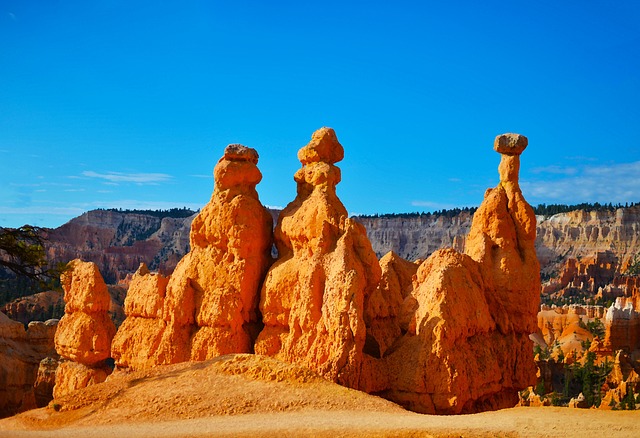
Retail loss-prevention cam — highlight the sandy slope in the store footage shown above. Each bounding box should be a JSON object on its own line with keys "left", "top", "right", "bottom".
{"left": 1, "top": 354, "right": 638, "bottom": 438}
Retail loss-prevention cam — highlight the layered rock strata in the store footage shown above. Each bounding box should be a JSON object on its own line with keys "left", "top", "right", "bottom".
{"left": 255, "top": 128, "right": 381, "bottom": 388}
{"left": 381, "top": 133, "right": 540, "bottom": 414}
{"left": 53, "top": 260, "right": 116, "bottom": 398}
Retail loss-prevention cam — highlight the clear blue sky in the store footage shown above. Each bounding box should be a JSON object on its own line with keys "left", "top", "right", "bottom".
{"left": 1, "top": 0, "right": 639, "bottom": 228}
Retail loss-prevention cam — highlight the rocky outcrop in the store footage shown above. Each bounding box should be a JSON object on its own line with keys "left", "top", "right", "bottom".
{"left": 110, "top": 264, "right": 169, "bottom": 369}
{"left": 0, "top": 313, "right": 58, "bottom": 418}
{"left": 536, "top": 206, "right": 640, "bottom": 277}
{"left": 113, "top": 144, "right": 273, "bottom": 368}
{"left": 256, "top": 128, "right": 381, "bottom": 389}
{"left": 33, "top": 357, "right": 59, "bottom": 408}
{"left": 45, "top": 210, "right": 196, "bottom": 283}
{"left": 381, "top": 133, "right": 539, "bottom": 414}
{"left": 2, "top": 290, "right": 64, "bottom": 326}
{"left": 53, "top": 260, "right": 115, "bottom": 398}
{"left": 356, "top": 212, "right": 471, "bottom": 260}
{"left": 604, "top": 297, "right": 640, "bottom": 352}
{"left": 364, "top": 251, "right": 418, "bottom": 358}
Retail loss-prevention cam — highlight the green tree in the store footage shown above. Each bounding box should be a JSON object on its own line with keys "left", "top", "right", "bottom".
{"left": 0, "top": 226, "right": 64, "bottom": 305}
{"left": 626, "top": 253, "right": 640, "bottom": 276}
{"left": 0, "top": 226, "right": 49, "bottom": 278}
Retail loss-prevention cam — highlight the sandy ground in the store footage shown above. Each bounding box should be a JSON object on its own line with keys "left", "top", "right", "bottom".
{"left": 1, "top": 354, "right": 638, "bottom": 438}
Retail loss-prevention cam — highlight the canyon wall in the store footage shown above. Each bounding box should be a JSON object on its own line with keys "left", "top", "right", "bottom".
{"left": 36, "top": 205, "right": 640, "bottom": 288}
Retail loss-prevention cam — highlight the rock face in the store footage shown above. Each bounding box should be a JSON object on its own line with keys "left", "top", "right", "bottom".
{"left": 45, "top": 210, "right": 196, "bottom": 283}
{"left": 112, "top": 144, "right": 273, "bottom": 369}
{"left": 381, "top": 133, "right": 540, "bottom": 414}
{"left": 255, "top": 128, "right": 381, "bottom": 388}
{"left": 0, "top": 313, "right": 58, "bottom": 418}
{"left": 2, "top": 290, "right": 64, "bottom": 326}
{"left": 110, "top": 264, "right": 169, "bottom": 369}
{"left": 364, "top": 251, "right": 418, "bottom": 358}
{"left": 604, "top": 297, "right": 640, "bottom": 352}
{"left": 53, "top": 260, "right": 116, "bottom": 398}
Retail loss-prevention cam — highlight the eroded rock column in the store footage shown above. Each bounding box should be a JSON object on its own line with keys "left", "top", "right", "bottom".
{"left": 256, "top": 127, "right": 381, "bottom": 388}
{"left": 53, "top": 260, "right": 115, "bottom": 398}
{"left": 156, "top": 145, "right": 273, "bottom": 363}
{"left": 382, "top": 133, "right": 540, "bottom": 414}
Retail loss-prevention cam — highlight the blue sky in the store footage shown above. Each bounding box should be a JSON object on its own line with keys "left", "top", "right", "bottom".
{"left": 1, "top": 1, "right": 639, "bottom": 228}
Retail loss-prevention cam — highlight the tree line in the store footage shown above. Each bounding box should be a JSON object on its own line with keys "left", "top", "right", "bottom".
{"left": 97, "top": 207, "right": 197, "bottom": 219}
{"left": 361, "top": 201, "right": 640, "bottom": 220}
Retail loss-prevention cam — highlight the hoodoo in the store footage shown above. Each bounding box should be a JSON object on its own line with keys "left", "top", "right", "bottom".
{"left": 255, "top": 127, "right": 381, "bottom": 388}
{"left": 53, "top": 260, "right": 115, "bottom": 398}
{"left": 380, "top": 133, "right": 540, "bottom": 414}
{"left": 111, "top": 144, "right": 273, "bottom": 369}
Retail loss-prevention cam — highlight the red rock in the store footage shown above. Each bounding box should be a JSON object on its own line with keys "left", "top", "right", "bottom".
{"left": 0, "top": 313, "right": 58, "bottom": 418}
{"left": 256, "top": 128, "right": 381, "bottom": 388}
{"left": 379, "top": 133, "right": 539, "bottom": 414}
{"left": 113, "top": 144, "right": 273, "bottom": 367}
{"left": 364, "top": 251, "right": 417, "bottom": 358}
{"left": 465, "top": 133, "right": 540, "bottom": 335}
{"left": 53, "top": 361, "right": 111, "bottom": 399}
{"left": 111, "top": 264, "right": 170, "bottom": 369}
{"left": 53, "top": 260, "right": 115, "bottom": 398}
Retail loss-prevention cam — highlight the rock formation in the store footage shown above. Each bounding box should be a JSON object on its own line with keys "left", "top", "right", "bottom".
{"left": 0, "top": 313, "right": 58, "bottom": 418}
{"left": 53, "top": 260, "right": 116, "bottom": 398}
{"left": 255, "top": 127, "right": 381, "bottom": 388}
{"left": 112, "top": 144, "right": 273, "bottom": 368}
{"left": 2, "top": 290, "right": 64, "bottom": 326}
{"left": 364, "top": 251, "right": 418, "bottom": 358}
{"left": 604, "top": 297, "right": 640, "bottom": 352}
{"left": 110, "top": 263, "right": 169, "bottom": 369}
{"left": 45, "top": 209, "right": 196, "bottom": 283}
{"left": 381, "top": 133, "right": 540, "bottom": 414}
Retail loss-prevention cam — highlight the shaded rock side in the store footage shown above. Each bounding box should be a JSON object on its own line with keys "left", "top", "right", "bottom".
{"left": 115, "top": 144, "right": 274, "bottom": 368}
{"left": 381, "top": 134, "right": 539, "bottom": 414}
{"left": 53, "top": 260, "right": 116, "bottom": 398}
{"left": 256, "top": 127, "right": 381, "bottom": 389}
{"left": 0, "top": 313, "right": 58, "bottom": 418}
{"left": 364, "top": 251, "right": 418, "bottom": 359}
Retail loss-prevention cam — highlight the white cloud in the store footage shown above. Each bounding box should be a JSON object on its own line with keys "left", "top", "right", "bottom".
{"left": 82, "top": 171, "right": 172, "bottom": 184}
{"left": 8, "top": 12, "right": 16, "bottom": 21}
{"left": 411, "top": 200, "right": 457, "bottom": 210}
{"left": 521, "top": 161, "right": 640, "bottom": 204}
{"left": 530, "top": 165, "right": 578, "bottom": 176}
{"left": 0, "top": 206, "right": 86, "bottom": 216}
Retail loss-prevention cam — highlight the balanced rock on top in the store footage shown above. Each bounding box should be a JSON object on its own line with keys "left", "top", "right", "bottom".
{"left": 153, "top": 144, "right": 273, "bottom": 364}
{"left": 380, "top": 133, "right": 539, "bottom": 414}
{"left": 255, "top": 127, "right": 381, "bottom": 389}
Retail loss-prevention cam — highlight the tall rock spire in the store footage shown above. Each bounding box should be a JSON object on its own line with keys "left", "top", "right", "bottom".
{"left": 256, "top": 127, "right": 381, "bottom": 388}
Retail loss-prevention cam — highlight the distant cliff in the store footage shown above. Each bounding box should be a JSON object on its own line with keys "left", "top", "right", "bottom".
{"left": 45, "top": 209, "right": 195, "bottom": 283}
{"left": 39, "top": 205, "right": 640, "bottom": 284}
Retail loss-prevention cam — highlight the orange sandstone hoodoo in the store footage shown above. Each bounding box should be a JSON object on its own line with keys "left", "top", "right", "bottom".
{"left": 53, "top": 260, "right": 116, "bottom": 398}
{"left": 378, "top": 133, "right": 540, "bottom": 414}
{"left": 255, "top": 127, "right": 381, "bottom": 389}
{"left": 111, "top": 144, "right": 273, "bottom": 369}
